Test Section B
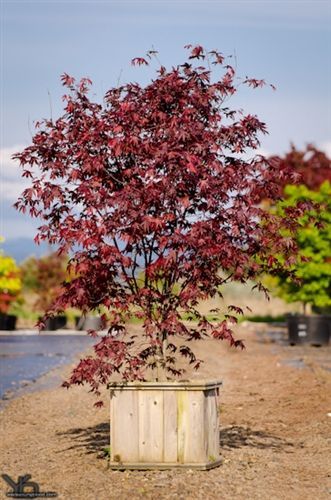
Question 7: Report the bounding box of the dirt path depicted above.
[1,325,330,500]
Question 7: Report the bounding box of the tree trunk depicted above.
[156,332,168,382]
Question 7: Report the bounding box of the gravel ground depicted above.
[0,324,330,500]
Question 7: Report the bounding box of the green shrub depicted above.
[273,181,331,312]
[0,238,22,314]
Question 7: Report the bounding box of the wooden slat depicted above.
[108,459,222,470]
[183,391,206,462]
[204,389,219,461]
[110,390,138,463]
[138,390,164,462]
[163,390,178,462]
[108,380,222,391]
[177,390,188,464]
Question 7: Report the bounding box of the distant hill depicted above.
[1,237,54,263]
[2,237,140,264]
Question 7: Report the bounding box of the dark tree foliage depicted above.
[270,144,331,192]
[14,46,305,400]
[21,252,68,313]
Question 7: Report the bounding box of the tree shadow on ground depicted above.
[56,422,109,456]
[220,426,294,451]
[57,422,294,457]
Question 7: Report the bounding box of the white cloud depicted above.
[254,147,272,158]
[0,145,41,241]
[0,144,29,201]
[318,141,331,160]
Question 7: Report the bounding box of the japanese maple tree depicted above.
[14,46,304,396]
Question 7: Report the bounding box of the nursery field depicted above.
[12,281,302,330]
[0,323,330,500]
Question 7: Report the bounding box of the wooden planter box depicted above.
[109,380,222,470]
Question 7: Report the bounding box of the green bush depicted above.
[20,252,68,313]
[244,314,286,323]
[273,181,331,312]
[0,238,22,314]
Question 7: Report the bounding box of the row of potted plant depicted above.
[0,237,22,330]
[0,247,104,331]
[267,149,331,346]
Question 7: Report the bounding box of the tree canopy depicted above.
[0,239,22,314]
[272,181,331,312]
[14,46,305,394]
[20,252,68,312]
[270,144,331,192]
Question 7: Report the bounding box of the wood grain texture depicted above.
[110,390,138,463]
[183,390,206,462]
[205,388,219,460]
[163,390,178,463]
[108,459,223,470]
[110,380,222,467]
[138,390,163,462]
[176,390,188,464]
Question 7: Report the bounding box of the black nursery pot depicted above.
[287,314,331,346]
[42,316,67,331]
[0,314,17,330]
[75,316,103,331]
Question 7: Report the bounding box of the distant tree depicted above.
[272,181,331,314]
[20,255,39,291]
[270,144,331,192]
[0,238,22,314]
[20,252,68,313]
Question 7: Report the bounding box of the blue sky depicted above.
[1,0,331,244]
